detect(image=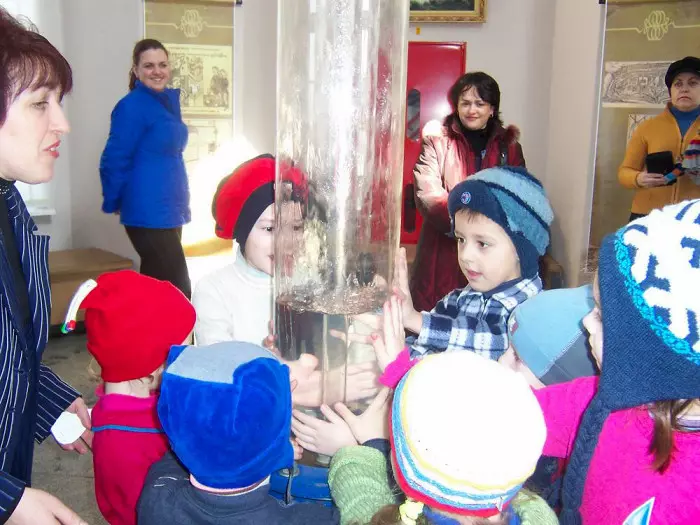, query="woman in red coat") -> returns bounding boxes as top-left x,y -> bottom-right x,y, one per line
410,72 -> 526,312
